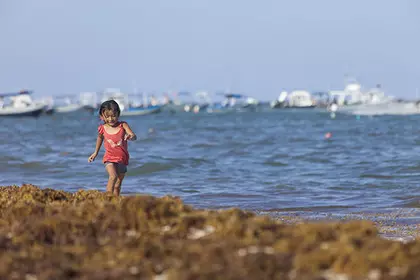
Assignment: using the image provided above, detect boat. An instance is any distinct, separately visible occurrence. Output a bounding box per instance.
[54,103,85,113]
[270,91,289,108]
[119,105,162,116]
[329,81,364,106]
[44,92,99,115]
[162,101,185,114]
[160,91,190,114]
[185,91,211,113]
[205,92,260,113]
[271,90,315,109]
[46,97,85,114]
[99,88,163,116]
[329,81,395,114]
[0,103,46,117]
[51,96,86,114]
[0,90,46,117]
[312,91,331,108]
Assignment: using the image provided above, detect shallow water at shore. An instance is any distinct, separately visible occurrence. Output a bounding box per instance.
[2,109,420,218]
[258,208,420,242]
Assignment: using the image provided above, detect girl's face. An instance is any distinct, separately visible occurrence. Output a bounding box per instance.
[101,110,119,126]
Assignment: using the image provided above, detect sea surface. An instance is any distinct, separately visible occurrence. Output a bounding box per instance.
[2,109,420,216]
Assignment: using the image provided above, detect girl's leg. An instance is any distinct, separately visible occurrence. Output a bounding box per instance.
[105,163,118,193]
[113,173,125,196]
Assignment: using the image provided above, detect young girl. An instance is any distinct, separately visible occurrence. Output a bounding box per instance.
[88,100,137,196]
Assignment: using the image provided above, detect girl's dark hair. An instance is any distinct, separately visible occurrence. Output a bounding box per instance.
[99,100,121,116]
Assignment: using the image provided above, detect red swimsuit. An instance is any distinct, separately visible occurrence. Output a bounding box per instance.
[98,122,129,166]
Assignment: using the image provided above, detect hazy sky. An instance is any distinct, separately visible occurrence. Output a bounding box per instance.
[1,1,419,100]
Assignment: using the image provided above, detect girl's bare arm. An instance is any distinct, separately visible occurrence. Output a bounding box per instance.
[123,123,137,141]
[94,134,104,153]
[88,134,104,162]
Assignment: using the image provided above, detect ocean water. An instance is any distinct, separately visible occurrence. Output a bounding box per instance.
[1,109,420,215]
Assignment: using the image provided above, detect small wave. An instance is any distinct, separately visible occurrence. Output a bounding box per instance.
[262,205,354,212]
[221,149,249,157]
[155,156,211,167]
[17,161,47,170]
[360,174,395,179]
[129,162,179,175]
[175,188,201,193]
[306,158,332,164]
[397,201,420,208]
[263,160,288,167]
[393,196,420,208]
[287,137,309,143]
[291,155,332,163]
[0,155,21,163]
[38,146,54,154]
[190,143,217,148]
[360,183,395,189]
[199,126,226,132]
[399,165,420,172]
[195,192,264,199]
[251,138,277,146]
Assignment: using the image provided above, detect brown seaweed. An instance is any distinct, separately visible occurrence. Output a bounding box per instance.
[1,184,420,279]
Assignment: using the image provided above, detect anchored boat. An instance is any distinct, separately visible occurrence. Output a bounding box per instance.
[0,90,46,117]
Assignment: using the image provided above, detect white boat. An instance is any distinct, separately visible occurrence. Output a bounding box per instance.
[119,105,162,116]
[160,92,187,114]
[286,91,315,108]
[270,91,288,108]
[0,103,46,117]
[271,90,315,108]
[350,101,420,116]
[329,81,365,106]
[45,93,98,114]
[99,88,163,116]
[207,93,260,113]
[54,103,85,113]
[0,90,46,117]
[78,91,99,113]
[328,80,394,114]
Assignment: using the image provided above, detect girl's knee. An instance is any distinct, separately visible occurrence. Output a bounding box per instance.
[108,174,118,181]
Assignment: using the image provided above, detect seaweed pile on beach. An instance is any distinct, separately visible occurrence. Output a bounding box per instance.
[1,185,420,279]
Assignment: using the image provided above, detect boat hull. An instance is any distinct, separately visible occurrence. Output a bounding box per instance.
[272,104,316,109]
[54,104,85,113]
[162,104,185,114]
[120,105,162,116]
[282,105,316,109]
[0,104,46,117]
[340,102,420,116]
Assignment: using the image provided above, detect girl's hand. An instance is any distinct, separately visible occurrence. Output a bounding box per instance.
[88,152,97,162]
[122,123,137,141]
[124,133,137,141]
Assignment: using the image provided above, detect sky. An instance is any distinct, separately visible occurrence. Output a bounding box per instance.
[0,0,419,101]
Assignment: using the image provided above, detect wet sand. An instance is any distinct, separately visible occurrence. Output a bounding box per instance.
[257,209,420,243]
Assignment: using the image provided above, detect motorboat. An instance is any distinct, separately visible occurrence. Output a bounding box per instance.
[46,92,100,115]
[99,88,162,116]
[329,82,395,114]
[206,93,260,113]
[0,90,46,117]
[271,90,315,109]
[270,91,289,108]
[44,96,84,114]
[348,101,420,116]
